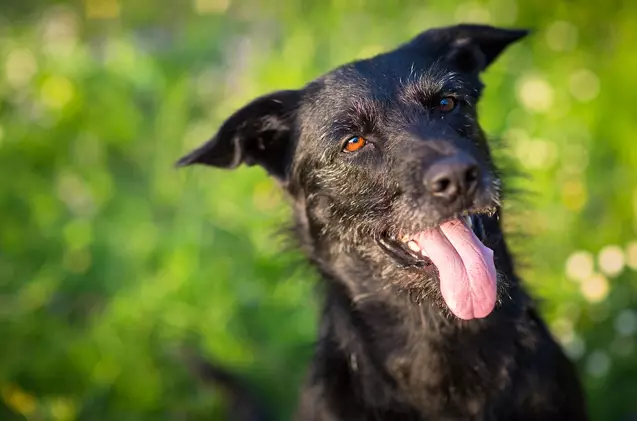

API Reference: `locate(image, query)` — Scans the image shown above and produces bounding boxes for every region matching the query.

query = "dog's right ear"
[176,89,302,182]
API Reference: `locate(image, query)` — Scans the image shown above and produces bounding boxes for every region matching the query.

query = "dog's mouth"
[377,213,497,320]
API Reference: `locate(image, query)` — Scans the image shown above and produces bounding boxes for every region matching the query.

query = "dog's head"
[179,24,528,320]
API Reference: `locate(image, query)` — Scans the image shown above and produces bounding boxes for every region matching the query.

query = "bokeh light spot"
[5,48,37,89]
[565,250,594,282]
[561,143,589,175]
[516,75,554,112]
[614,310,637,337]
[561,179,587,211]
[598,245,625,277]
[194,0,231,14]
[545,20,579,52]
[569,69,601,102]
[514,138,558,169]
[1,385,37,417]
[580,273,610,303]
[454,3,492,23]
[552,317,574,343]
[586,350,611,378]
[50,398,76,421]
[40,7,79,58]
[56,171,96,216]
[40,75,75,110]
[85,0,120,19]
[48,397,77,421]
[565,335,586,360]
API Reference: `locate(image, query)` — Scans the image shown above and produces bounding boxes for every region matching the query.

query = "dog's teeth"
[400,234,410,243]
[407,240,421,252]
[464,215,473,229]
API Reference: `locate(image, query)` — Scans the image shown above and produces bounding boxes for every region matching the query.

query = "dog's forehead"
[321,51,444,100]
[300,50,470,126]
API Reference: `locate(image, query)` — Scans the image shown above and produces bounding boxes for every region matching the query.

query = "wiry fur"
[178,24,588,421]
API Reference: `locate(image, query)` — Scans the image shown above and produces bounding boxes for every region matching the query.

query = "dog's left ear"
[176,89,302,182]
[408,24,529,73]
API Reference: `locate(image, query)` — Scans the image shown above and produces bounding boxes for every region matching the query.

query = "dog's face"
[179,25,528,320]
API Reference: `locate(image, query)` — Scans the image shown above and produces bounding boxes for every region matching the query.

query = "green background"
[1,0,636,419]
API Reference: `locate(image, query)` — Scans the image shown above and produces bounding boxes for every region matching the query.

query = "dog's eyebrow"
[321,97,381,142]
[399,64,477,105]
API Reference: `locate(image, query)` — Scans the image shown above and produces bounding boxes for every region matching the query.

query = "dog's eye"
[343,136,367,152]
[438,97,457,112]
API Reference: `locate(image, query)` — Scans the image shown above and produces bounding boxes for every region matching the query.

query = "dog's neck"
[317,284,527,418]
[298,210,530,417]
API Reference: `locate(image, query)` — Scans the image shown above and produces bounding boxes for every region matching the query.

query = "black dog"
[178,24,588,421]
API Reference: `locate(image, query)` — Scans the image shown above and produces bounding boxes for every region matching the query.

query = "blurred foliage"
[0,0,636,420]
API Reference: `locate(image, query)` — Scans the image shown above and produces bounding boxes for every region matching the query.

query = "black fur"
[179,24,588,421]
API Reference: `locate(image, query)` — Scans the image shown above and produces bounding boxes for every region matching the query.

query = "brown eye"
[344,136,367,152]
[439,96,457,112]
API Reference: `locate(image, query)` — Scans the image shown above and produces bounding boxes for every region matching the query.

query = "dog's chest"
[377,320,517,420]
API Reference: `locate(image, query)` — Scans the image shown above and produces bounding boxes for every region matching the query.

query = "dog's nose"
[424,154,480,202]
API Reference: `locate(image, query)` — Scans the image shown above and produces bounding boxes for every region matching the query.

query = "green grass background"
[0,0,636,419]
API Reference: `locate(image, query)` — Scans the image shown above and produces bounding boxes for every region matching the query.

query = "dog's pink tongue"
[413,219,497,320]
